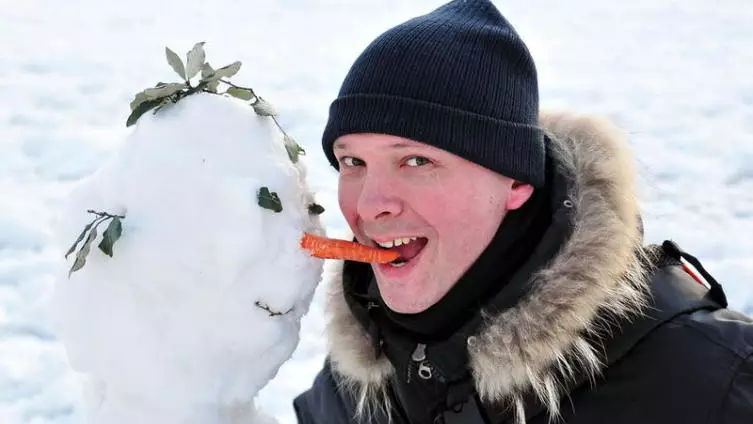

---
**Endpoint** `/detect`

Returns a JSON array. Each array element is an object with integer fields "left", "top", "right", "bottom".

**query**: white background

[{"left": 1, "top": 0, "right": 752, "bottom": 423}]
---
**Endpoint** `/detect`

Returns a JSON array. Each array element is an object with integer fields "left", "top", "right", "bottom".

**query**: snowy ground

[{"left": 1, "top": 0, "right": 751, "bottom": 423}]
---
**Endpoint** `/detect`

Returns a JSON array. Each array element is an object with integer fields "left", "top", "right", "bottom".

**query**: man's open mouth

[{"left": 375, "top": 237, "right": 428, "bottom": 267}]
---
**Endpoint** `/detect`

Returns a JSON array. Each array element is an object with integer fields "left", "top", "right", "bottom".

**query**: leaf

[
  {"left": 201, "top": 62, "right": 214, "bottom": 80},
  {"left": 308, "top": 203, "right": 325, "bottom": 215},
  {"left": 252, "top": 97, "right": 278, "bottom": 116},
  {"left": 127, "top": 98, "right": 163, "bottom": 127},
  {"left": 143, "top": 82, "right": 186, "bottom": 99},
  {"left": 69, "top": 226, "right": 98, "bottom": 277},
  {"left": 129, "top": 92, "right": 149, "bottom": 111},
  {"left": 257, "top": 187, "right": 283, "bottom": 213},
  {"left": 153, "top": 95, "right": 178, "bottom": 115},
  {"left": 128, "top": 84, "right": 180, "bottom": 121},
  {"left": 65, "top": 218, "right": 98, "bottom": 259},
  {"left": 165, "top": 47, "right": 187, "bottom": 80},
  {"left": 226, "top": 87, "right": 253, "bottom": 101},
  {"left": 205, "top": 79, "right": 220, "bottom": 93},
  {"left": 211, "top": 61, "right": 242, "bottom": 80},
  {"left": 284, "top": 135, "right": 306, "bottom": 163},
  {"left": 185, "top": 42, "right": 206, "bottom": 80},
  {"left": 98, "top": 217, "right": 123, "bottom": 257}
]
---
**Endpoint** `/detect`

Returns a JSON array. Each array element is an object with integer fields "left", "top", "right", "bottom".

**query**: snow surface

[
  {"left": 48, "top": 92, "right": 325, "bottom": 424},
  {"left": 1, "top": 0, "right": 752, "bottom": 423}
]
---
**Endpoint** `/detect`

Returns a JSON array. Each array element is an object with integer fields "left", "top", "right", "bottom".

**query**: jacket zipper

[{"left": 407, "top": 343, "right": 435, "bottom": 383}]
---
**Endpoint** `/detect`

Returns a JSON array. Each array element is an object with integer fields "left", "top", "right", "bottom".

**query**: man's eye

[
  {"left": 340, "top": 157, "right": 364, "bottom": 167},
  {"left": 404, "top": 156, "right": 431, "bottom": 167}
]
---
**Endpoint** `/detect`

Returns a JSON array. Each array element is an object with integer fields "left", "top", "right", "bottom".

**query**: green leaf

[
  {"left": 205, "top": 79, "right": 220, "bottom": 93},
  {"left": 226, "top": 87, "right": 253, "bottom": 101},
  {"left": 64, "top": 218, "right": 98, "bottom": 259},
  {"left": 185, "top": 42, "right": 206, "bottom": 80},
  {"left": 127, "top": 98, "right": 163, "bottom": 127},
  {"left": 143, "top": 82, "right": 186, "bottom": 99},
  {"left": 153, "top": 95, "right": 180, "bottom": 115},
  {"left": 211, "top": 61, "right": 242, "bottom": 80},
  {"left": 98, "top": 217, "right": 123, "bottom": 257},
  {"left": 129, "top": 92, "right": 149, "bottom": 112},
  {"left": 252, "top": 97, "right": 277, "bottom": 116},
  {"left": 257, "top": 187, "right": 282, "bottom": 213},
  {"left": 69, "top": 225, "right": 98, "bottom": 277},
  {"left": 284, "top": 135, "right": 306, "bottom": 163},
  {"left": 308, "top": 203, "right": 325, "bottom": 215},
  {"left": 165, "top": 47, "right": 187, "bottom": 80},
  {"left": 201, "top": 62, "right": 214, "bottom": 80}
]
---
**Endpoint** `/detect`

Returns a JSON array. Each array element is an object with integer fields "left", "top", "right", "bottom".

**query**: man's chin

[
  {"left": 376, "top": 282, "right": 440, "bottom": 314},
  {"left": 382, "top": 297, "right": 433, "bottom": 314}
]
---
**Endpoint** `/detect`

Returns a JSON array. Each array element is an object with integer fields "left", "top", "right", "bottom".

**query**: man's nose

[{"left": 356, "top": 172, "right": 403, "bottom": 221}]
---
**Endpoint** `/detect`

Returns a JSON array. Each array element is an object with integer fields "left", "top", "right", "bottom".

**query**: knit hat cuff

[{"left": 322, "top": 93, "right": 546, "bottom": 187}]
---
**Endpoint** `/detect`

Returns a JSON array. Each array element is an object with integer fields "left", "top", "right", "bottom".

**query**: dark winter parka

[{"left": 293, "top": 111, "right": 753, "bottom": 424}]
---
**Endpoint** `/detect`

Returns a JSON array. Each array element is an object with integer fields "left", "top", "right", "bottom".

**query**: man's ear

[{"left": 506, "top": 181, "right": 534, "bottom": 210}]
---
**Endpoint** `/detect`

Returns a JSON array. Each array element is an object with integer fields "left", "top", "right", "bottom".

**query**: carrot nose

[{"left": 300, "top": 233, "right": 400, "bottom": 264}]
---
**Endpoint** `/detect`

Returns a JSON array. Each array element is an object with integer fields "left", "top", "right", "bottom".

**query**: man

[{"left": 294, "top": 0, "right": 753, "bottom": 423}]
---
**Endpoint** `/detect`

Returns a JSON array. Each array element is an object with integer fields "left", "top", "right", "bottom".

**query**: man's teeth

[{"left": 376, "top": 237, "right": 418, "bottom": 248}]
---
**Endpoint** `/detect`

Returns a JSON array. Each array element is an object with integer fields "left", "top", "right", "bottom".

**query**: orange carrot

[{"left": 300, "top": 233, "right": 400, "bottom": 264}]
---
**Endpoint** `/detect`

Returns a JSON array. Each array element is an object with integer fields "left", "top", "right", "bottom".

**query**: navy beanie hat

[{"left": 321, "top": 0, "right": 545, "bottom": 187}]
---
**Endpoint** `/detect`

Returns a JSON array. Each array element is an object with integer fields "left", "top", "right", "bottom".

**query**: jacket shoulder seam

[
  {"left": 707, "top": 351, "right": 753, "bottom": 424},
  {"left": 673, "top": 315, "right": 753, "bottom": 360}
]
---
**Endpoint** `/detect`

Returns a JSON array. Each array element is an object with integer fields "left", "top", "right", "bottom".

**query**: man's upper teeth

[{"left": 378, "top": 237, "right": 418, "bottom": 248}]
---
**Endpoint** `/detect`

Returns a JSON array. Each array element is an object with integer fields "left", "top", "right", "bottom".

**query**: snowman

[{"left": 49, "top": 43, "right": 397, "bottom": 424}]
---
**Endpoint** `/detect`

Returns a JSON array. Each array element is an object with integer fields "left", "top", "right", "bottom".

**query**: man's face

[{"left": 334, "top": 133, "right": 533, "bottom": 313}]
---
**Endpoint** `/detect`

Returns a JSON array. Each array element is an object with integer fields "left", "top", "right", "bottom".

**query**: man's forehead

[{"left": 333, "top": 134, "right": 432, "bottom": 151}]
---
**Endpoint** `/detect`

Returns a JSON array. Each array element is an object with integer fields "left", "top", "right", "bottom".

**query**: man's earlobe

[{"left": 506, "top": 181, "right": 534, "bottom": 210}]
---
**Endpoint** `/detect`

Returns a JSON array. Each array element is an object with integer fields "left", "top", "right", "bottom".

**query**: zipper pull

[
  {"left": 418, "top": 362, "right": 433, "bottom": 380},
  {"left": 407, "top": 344, "right": 426, "bottom": 383},
  {"left": 411, "top": 343, "right": 427, "bottom": 361},
  {"left": 410, "top": 343, "right": 433, "bottom": 380}
]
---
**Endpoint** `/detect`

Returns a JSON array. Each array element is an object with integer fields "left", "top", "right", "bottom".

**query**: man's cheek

[
  {"left": 337, "top": 186, "right": 357, "bottom": 217},
  {"left": 337, "top": 196, "right": 361, "bottom": 236}
]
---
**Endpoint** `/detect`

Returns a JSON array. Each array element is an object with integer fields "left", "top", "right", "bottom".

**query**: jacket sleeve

[
  {"left": 293, "top": 359, "right": 358, "bottom": 424},
  {"left": 717, "top": 353, "right": 753, "bottom": 423}
]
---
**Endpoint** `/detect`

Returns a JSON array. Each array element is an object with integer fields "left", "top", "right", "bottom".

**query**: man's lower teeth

[{"left": 391, "top": 260, "right": 407, "bottom": 267}]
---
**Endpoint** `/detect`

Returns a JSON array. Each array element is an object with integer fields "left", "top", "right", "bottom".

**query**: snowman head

[{"left": 51, "top": 44, "right": 325, "bottom": 409}]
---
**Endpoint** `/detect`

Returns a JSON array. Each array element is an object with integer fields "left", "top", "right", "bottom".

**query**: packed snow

[
  {"left": 48, "top": 92, "right": 325, "bottom": 424},
  {"left": 1, "top": 0, "right": 752, "bottom": 424}
]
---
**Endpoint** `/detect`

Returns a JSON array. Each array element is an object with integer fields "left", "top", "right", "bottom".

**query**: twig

[
  {"left": 254, "top": 300, "right": 293, "bottom": 317},
  {"left": 219, "top": 79, "right": 258, "bottom": 99},
  {"left": 217, "top": 79, "right": 292, "bottom": 142},
  {"left": 87, "top": 210, "right": 125, "bottom": 219},
  {"left": 270, "top": 115, "right": 290, "bottom": 138}
]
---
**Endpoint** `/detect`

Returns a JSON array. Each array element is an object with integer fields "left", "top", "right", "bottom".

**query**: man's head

[
  {"left": 334, "top": 133, "right": 533, "bottom": 313},
  {"left": 322, "top": 0, "right": 544, "bottom": 312}
]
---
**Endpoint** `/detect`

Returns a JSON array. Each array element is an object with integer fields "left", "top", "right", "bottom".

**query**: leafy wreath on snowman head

[
  {"left": 127, "top": 42, "right": 306, "bottom": 164},
  {"left": 63, "top": 42, "right": 325, "bottom": 279}
]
